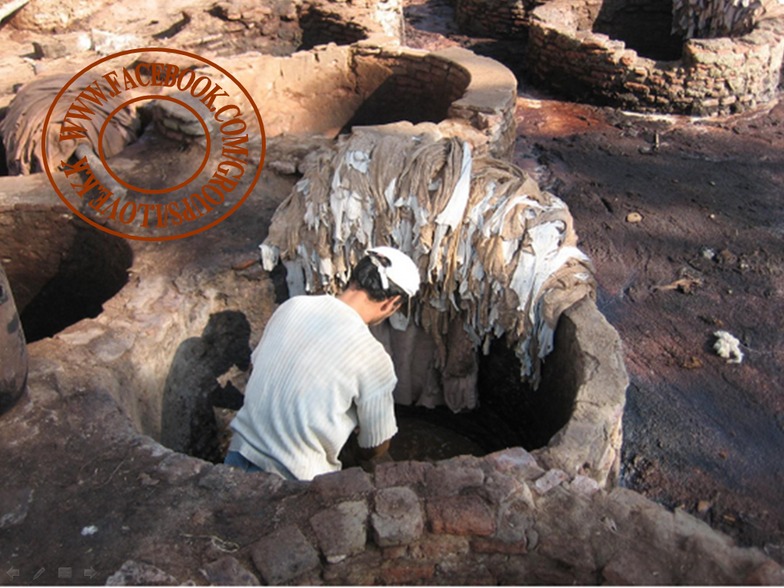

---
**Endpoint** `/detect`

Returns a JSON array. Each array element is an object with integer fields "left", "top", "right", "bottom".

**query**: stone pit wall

[
  {"left": 455, "top": 0, "right": 531, "bottom": 39},
  {"left": 526, "top": 0, "right": 784, "bottom": 115},
  {"left": 454, "top": 0, "right": 784, "bottom": 115},
  {"left": 299, "top": 0, "right": 404, "bottom": 47},
  {"left": 4, "top": 369, "right": 784, "bottom": 585},
  {"left": 226, "top": 40, "right": 517, "bottom": 158}
]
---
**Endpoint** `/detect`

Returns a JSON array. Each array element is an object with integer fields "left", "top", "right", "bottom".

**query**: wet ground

[{"left": 402, "top": 0, "right": 784, "bottom": 563}]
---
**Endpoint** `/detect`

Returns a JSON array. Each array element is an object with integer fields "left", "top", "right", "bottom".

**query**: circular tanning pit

[
  {"left": 0, "top": 180, "right": 133, "bottom": 343},
  {"left": 592, "top": 0, "right": 683, "bottom": 61},
  {"left": 298, "top": 8, "right": 369, "bottom": 51},
  {"left": 525, "top": 0, "right": 784, "bottom": 115},
  {"left": 379, "top": 297, "right": 627, "bottom": 486}
]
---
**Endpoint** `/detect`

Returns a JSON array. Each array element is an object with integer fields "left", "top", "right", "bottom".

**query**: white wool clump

[{"left": 713, "top": 330, "right": 743, "bottom": 364}]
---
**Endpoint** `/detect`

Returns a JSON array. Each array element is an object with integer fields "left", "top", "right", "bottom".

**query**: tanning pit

[
  {"left": 0, "top": 175, "right": 133, "bottom": 343},
  {"left": 525, "top": 0, "right": 784, "bottom": 115},
  {"left": 453, "top": 0, "right": 784, "bottom": 115},
  {"left": 367, "top": 297, "right": 627, "bottom": 487}
]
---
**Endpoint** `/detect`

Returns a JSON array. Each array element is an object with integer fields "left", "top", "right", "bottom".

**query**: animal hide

[
  {"left": 261, "top": 126, "right": 596, "bottom": 411},
  {"left": 1, "top": 74, "right": 139, "bottom": 175}
]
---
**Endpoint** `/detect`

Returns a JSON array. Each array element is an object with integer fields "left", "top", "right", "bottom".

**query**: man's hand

[{"left": 357, "top": 439, "right": 393, "bottom": 472}]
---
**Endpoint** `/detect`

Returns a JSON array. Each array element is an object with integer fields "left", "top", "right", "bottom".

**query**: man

[{"left": 225, "top": 246, "right": 421, "bottom": 481}]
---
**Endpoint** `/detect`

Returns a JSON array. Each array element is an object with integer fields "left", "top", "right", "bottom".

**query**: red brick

[
  {"left": 426, "top": 495, "right": 496, "bottom": 536},
  {"left": 471, "top": 537, "right": 528, "bottom": 555},
  {"left": 379, "top": 561, "right": 435, "bottom": 584}
]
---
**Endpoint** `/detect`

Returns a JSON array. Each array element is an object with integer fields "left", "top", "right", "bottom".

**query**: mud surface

[{"left": 403, "top": 0, "right": 784, "bottom": 563}]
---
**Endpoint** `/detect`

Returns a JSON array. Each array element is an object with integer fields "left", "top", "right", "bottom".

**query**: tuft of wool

[{"left": 713, "top": 330, "right": 744, "bottom": 364}]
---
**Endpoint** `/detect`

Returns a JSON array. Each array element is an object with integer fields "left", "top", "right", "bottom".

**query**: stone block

[
  {"left": 426, "top": 495, "right": 495, "bottom": 536},
  {"left": 471, "top": 536, "right": 527, "bottom": 555},
  {"left": 479, "top": 471, "right": 525, "bottom": 505},
  {"left": 310, "top": 500, "right": 368, "bottom": 563},
  {"left": 379, "top": 561, "right": 435, "bottom": 584},
  {"left": 423, "top": 463, "right": 484, "bottom": 497},
  {"left": 567, "top": 475, "right": 601, "bottom": 496},
  {"left": 375, "top": 460, "right": 433, "bottom": 488},
  {"left": 484, "top": 447, "right": 544, "bottom": 480},
  {"left": 532, "top": 469, "right": 569, "bottom": 495},
  {"left": 311, "top": 467, "right": 372, "bottom": 500},
  {"left": 251, "top": 525, "right": 320, "bottom": 584},
  {"left": 156, "top": 452, "right": 207, "bottom": 484},
  {"left": 371, "top": 486, "right": 424, "bottom": 547},
  {"left": 410, "top": 534, "right": 470, "bottom": 560},
  {"left": 202, "top": 556, "right": 260, "bottom": 585}
]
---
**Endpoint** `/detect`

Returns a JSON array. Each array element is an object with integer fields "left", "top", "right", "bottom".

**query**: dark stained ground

[{"left": 403, "top": 0, "right": 784, "bottom": 563}]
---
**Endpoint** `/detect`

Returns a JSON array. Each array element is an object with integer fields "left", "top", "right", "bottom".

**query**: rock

[
  {"left": 602, "top": 548, "right": 675, "bottom": 585},
  {"left": 375, "top": 460, "right": 433, "bottom": 489},
  {"left": 156, "top": 453, "right": 208, "bottom": 484},
  {"left": 251, "top": 525, "right": 320, "bottom": 584},
  {"left": 626, "top": 211, "right": 643, "bottom": 223},
  {"left": 0, "top": 488, "right": 33, "bottom": 529},
  {"left": 90, "top": 29, "right": 143, "bottom": 55},
  {"left": 485, "top": 447, "right": 545, "bottom": 480},
  {"left": 31, "top": 33, "right": 92, "bottom": 58},
  {"left": 310, "top": 501, "right": 368, "bottom": 563},
  {"left": 426, "top": 495, "right": 496, "bottom": 536},
  {"left": 105, "top": 560, "right": 178, "bottom": 586},
  {"left": 481, "top": 471, "right": 534, "bottom": 508},
  {"left": 202, "top": 556, "right": 260, "bottom": 585},
  {"left": 532, "top": 469, "right": 569, "bottom": 495},
  {"left": 568, "top": 475, "right": 601, "bottom": 496},
  {"left": 423, "top": 463, "right": 484, "bottom": 497},
  {"left": 311, "top": 467, "right": 372, "bottom": 500},
  {"left": 379, "top": 561, "right": 436, "bottom": 584},
  {"left": 371, "top": 486, "right": 424, "bottom": 547},
  {"left": 471, "top": 536, "right": 528, "bottom": 555}
]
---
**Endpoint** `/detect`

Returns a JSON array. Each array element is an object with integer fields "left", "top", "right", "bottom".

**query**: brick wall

[
  {"left": 351, "top": 45, "right": 473, "bottom": 128},
  {"left": 455, "top": 0, "right": 531, "bottom": 38},
  {"left": 526, "top": 0, "right": 784, "bottom": 115},
  {"left": 235, "top": 40, "right": 518, "bottom": 158},
  {"left": 455, "top": 0, "right": 784, "bottom": 115}
]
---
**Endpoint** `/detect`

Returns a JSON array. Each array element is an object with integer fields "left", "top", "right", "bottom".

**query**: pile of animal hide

[
  {"left": 1, "top": 74, "right": 138, "bottom": 175},
  {"left": 261, "top": 127, "right": 595, "bottom": 411},
  {"left": 671, "top": 0, "right": 771, "bottom": 38}
]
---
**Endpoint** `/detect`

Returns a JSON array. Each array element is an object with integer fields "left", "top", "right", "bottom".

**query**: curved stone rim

[{"left": 526, "top": 0, "right": 784, "bottom": 115}]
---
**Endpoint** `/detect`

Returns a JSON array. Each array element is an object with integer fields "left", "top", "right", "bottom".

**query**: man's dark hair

[{"left": 348, "top": 255, "right": 410, "bottom": 306}]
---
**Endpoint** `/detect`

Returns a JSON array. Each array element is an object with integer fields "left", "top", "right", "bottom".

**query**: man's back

[{"left": 229, "top": 295, "right": 398, "bottom": 480}]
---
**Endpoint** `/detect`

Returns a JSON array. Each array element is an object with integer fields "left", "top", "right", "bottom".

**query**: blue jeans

[{"left": 224, "top": 450, "right": 263, "bottom": 473}]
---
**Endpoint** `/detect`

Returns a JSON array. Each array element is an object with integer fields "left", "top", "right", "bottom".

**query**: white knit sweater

[{"left": 229, "top": 295, "right": 398, "bottom": 481}]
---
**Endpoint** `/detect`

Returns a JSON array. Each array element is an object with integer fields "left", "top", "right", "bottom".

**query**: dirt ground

[
  {"left": 1, "top": 0, "right": 782, "bottom": 578},
  {"left": 403, "top": 0, "right": 784, "bottom": 563},
  {"left": 514, "top": 93, "right": 784, "bottom": 561}
]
